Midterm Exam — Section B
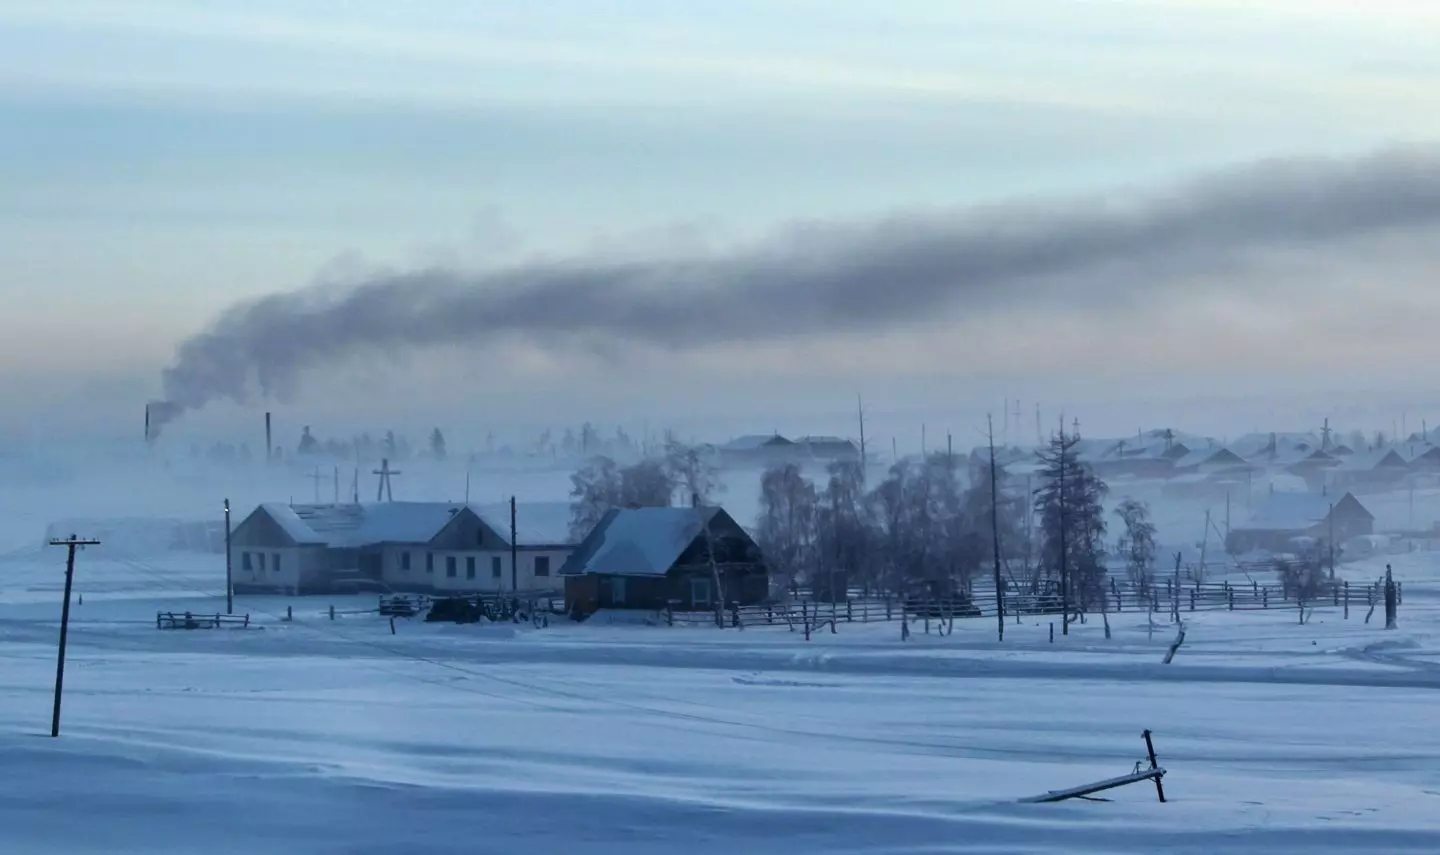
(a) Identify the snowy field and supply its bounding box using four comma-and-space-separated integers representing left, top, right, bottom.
4, 540, 1440, 853
5, 456, 1440, 853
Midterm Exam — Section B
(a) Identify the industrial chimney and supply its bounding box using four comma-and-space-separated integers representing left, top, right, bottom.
265, 412, 273, 463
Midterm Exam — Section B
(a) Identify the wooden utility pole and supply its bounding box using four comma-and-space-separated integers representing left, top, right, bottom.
988, 415, 1005, 642
1058, 417, 1069, 636
510, 496, 519, 593
1329, 502, 1336, 580
224, 499, 233, 615
49, 535, 100, 737
307, 466, 323, 503
373, 458, 400, 502
856, 395, 867, 481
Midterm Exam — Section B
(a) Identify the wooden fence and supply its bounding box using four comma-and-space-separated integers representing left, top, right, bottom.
157, 611, 251, 630
663, 577, 1402, 630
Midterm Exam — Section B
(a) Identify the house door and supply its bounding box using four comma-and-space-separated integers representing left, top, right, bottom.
690, 577, 711, 609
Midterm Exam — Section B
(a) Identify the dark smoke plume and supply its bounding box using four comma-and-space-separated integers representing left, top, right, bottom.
152, 145, 1440, 433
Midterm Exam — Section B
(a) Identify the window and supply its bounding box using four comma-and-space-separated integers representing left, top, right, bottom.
446, 556, 457, 578
401, 552, 411, 572
258, 553, 267, 572
491, 556, 502, 579
242, 552, 253, 571
690, 577, 711, 607
466, 556, 476, 580
534, 555, 550, 577
426, 553, 434, 574
272, 554, 281, 574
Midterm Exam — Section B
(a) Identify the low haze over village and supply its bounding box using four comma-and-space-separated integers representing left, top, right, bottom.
6, 1, 1440, 852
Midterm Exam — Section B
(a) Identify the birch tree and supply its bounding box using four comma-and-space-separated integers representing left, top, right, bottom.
755, 463, 818, 590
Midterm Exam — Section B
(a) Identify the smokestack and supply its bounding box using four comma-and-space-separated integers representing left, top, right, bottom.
265, 412, 273, 463
144, 404, 151, 446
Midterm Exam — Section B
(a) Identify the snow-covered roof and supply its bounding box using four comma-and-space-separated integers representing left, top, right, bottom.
258, 503, 332, 545
560, 507, 726, 577
1234, 492, 1355, 532
1331, 448, 1408, 472
474, 501, 575, 546
796, 436, 857, 448
1231, 432, 1322, 459
721, 434, 791, 451
249, 501, 578, 548
1171, 447, 1247, 469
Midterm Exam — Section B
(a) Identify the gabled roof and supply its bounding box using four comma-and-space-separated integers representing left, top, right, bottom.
249, 501, 578, 549
1233, 491, 1369, 532
1332, 448, 1408, 472
1171, 447, 1248, 469
473, 501, 575, 546
721, 434, 792, 451
1231, 432, 1322, 459
796, 435, 857, 448
559, 506, 741, 577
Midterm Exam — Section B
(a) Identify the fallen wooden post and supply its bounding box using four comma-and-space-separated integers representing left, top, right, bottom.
1020, 730, 1168, 804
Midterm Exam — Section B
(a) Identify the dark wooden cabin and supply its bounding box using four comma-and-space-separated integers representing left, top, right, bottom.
559, 507, 769, 617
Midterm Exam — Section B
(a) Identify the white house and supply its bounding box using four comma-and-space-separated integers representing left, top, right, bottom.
229, 501, 576, 596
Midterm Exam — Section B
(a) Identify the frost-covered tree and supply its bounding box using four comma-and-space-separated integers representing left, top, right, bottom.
817, 460, 879, 592
1114, 498, 1157, 594
568, 456, 623, 540
620, 458, 674, 508
755, 463, 818, 590
298, 426, 319, 456
429, 427, 447, 461
665, 440, 721, 506
1275, 555, 1325, 602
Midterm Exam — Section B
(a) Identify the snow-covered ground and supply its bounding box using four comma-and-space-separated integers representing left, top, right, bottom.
4, 541, 1440, 853
5, 455, 1440, 853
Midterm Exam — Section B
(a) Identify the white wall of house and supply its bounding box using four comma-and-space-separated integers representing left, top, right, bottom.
379, 546, 572, 593
231, 545, 320, 594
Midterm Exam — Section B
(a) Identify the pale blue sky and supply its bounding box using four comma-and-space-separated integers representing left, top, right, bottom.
4, 1, 1440, 442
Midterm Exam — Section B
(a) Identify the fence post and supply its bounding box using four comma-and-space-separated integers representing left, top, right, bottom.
1263, 588, 1268, 609
847, 600, 853, 622
1189, 590, 1195, 612
390, 617, 396, 635
286, 605, 293, 621
886, 598, 892, 621
156, 612, 162, 630
1228, 588, 1234, 611
1344, 581, 1350, 619
244, 614, 250, 628
1333, 584, 1340, 607
329, 604, 335, 621
1049, 622, 1054, 643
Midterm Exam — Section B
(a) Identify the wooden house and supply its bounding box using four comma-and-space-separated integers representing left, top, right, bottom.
559, 507, 769, 617
1225, 491, 1374, 555
1325, 449, 1411, 491
718, 434, 796, 466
